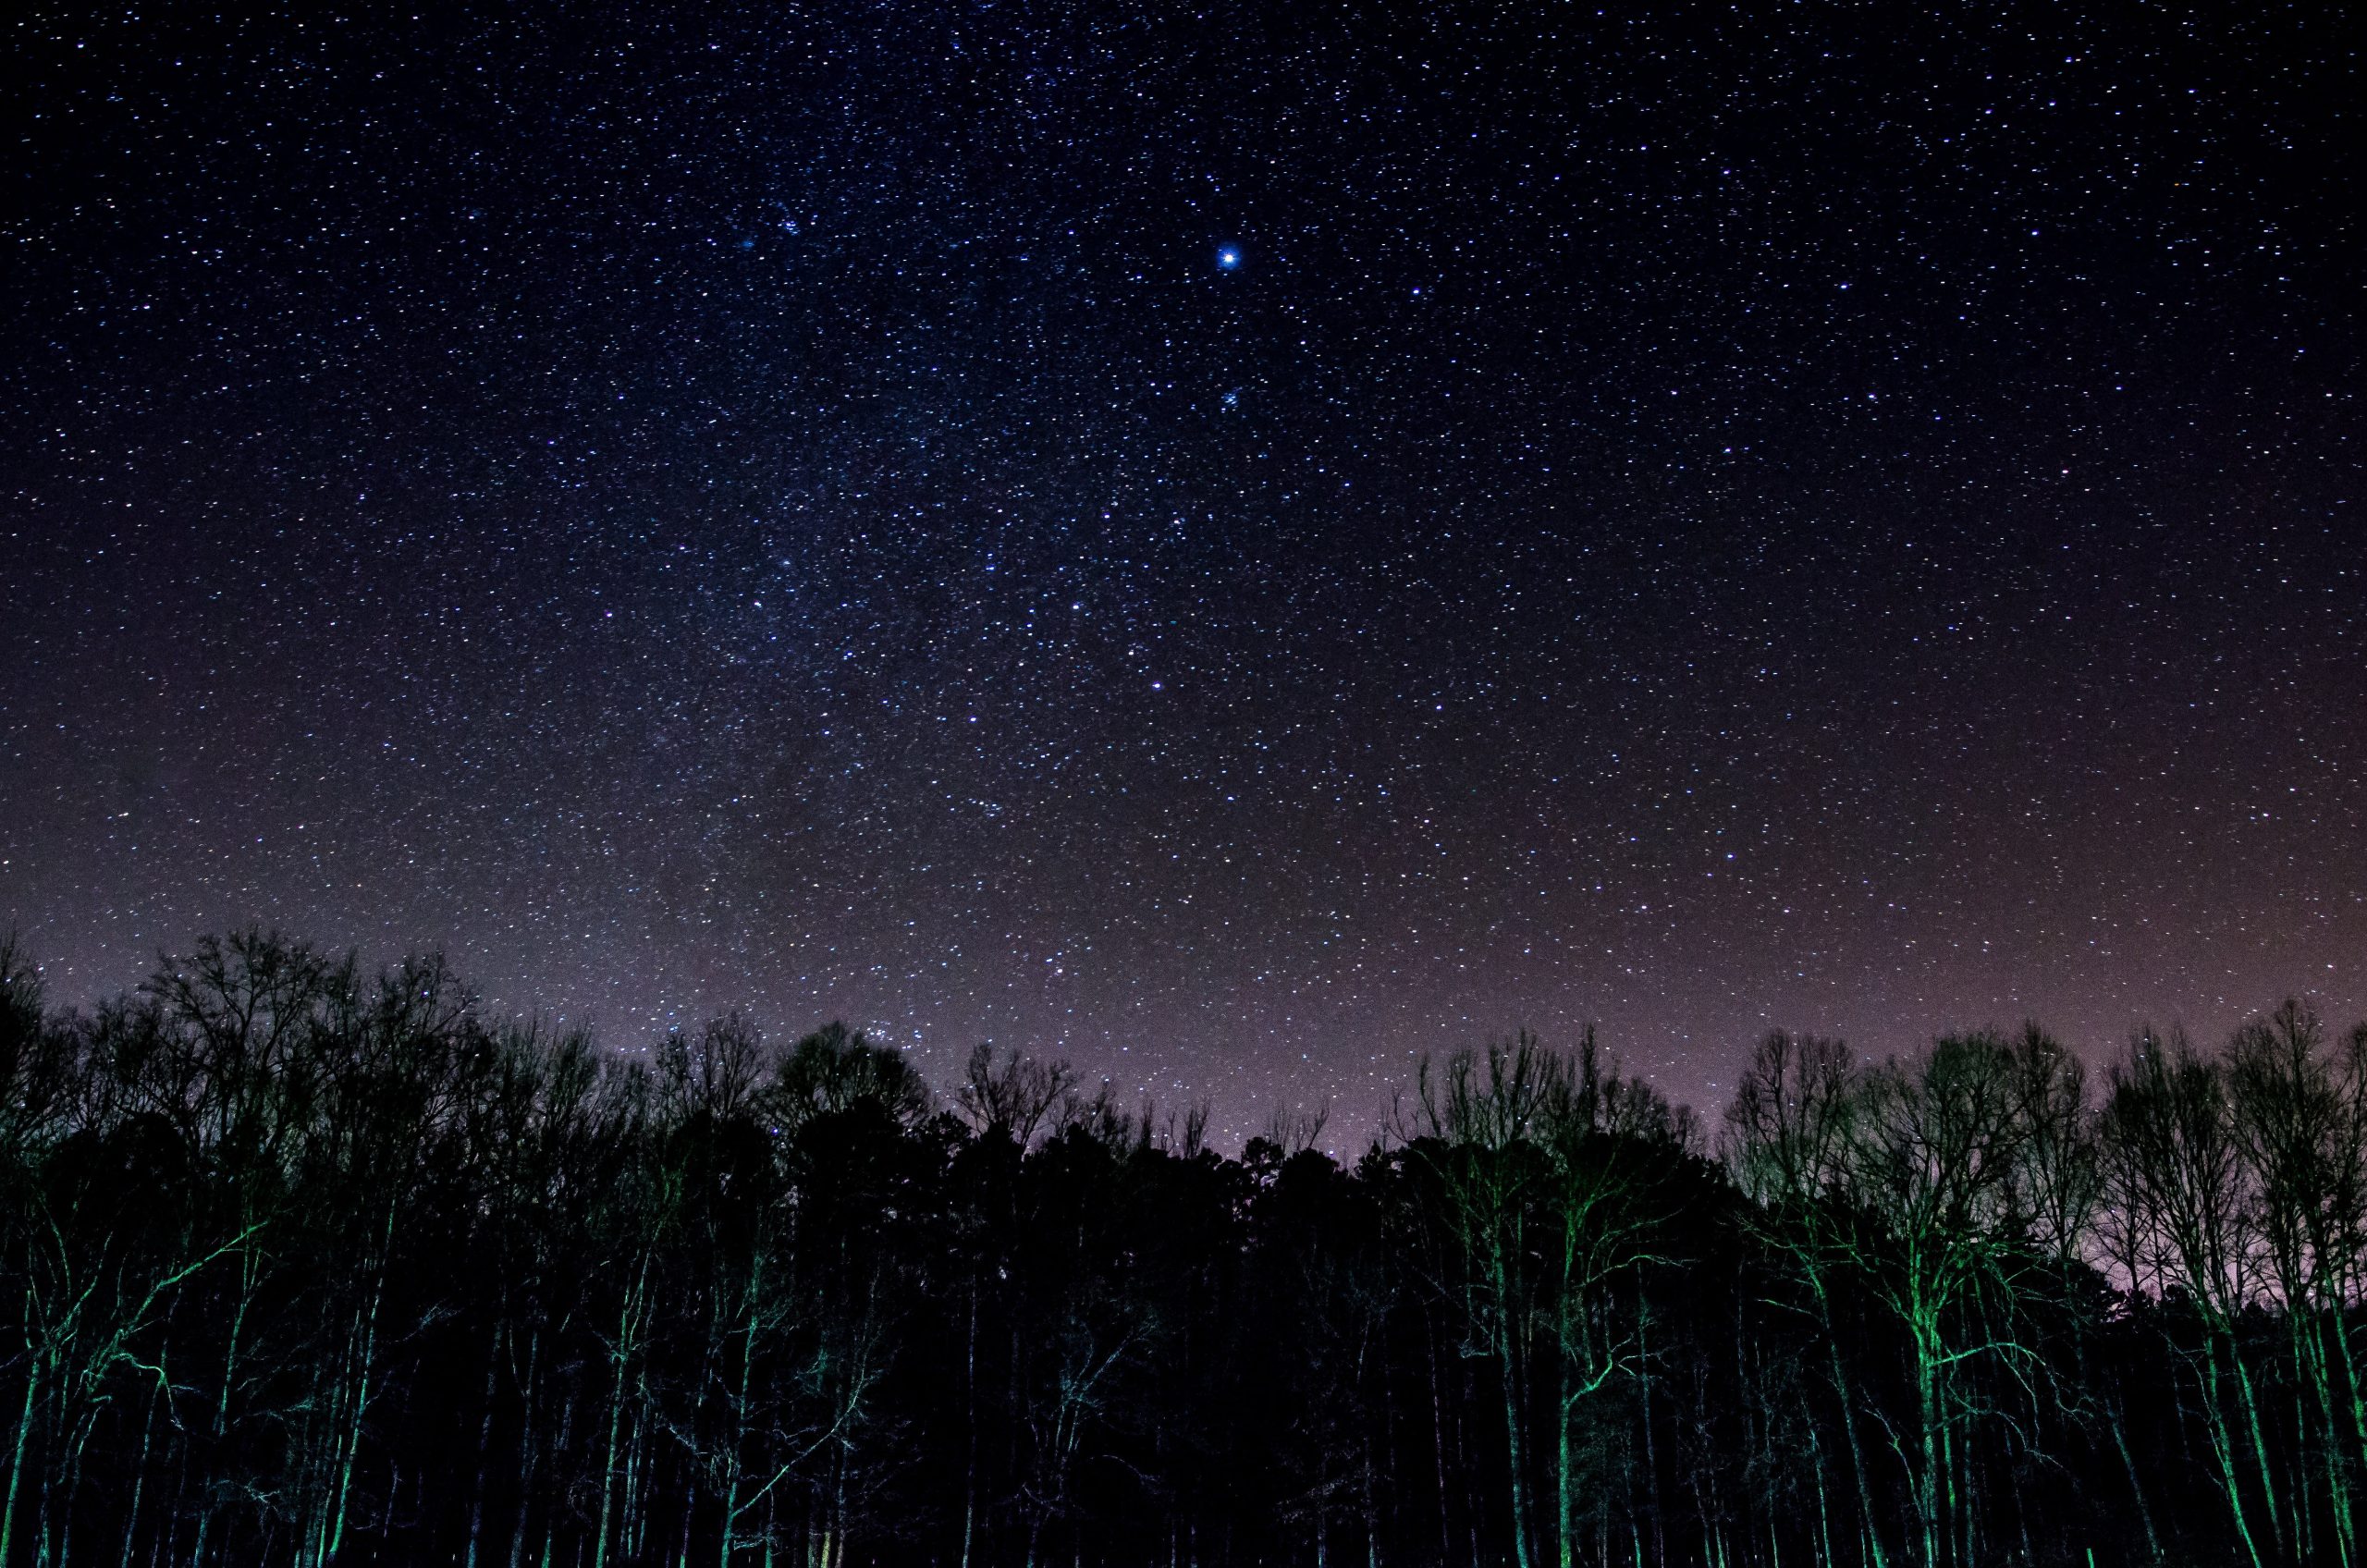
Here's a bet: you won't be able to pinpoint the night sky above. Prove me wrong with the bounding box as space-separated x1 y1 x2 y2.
4 3 2359 1145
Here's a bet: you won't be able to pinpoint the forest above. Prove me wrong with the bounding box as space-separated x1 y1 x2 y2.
2 930 2364 1568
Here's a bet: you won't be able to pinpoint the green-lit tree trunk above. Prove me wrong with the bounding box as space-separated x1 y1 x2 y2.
2332 1302 2367 1561
1492 1243 1535 1568
1555 1351 1576 1568
2230 1334 2286 1562
317 1202 396 1568
2201 1333 2270 1568
1812 1280 1884 1568
117 1378 159 1568
594 1251 653 1568
2292 1312 2349 1568
717 1250 773 1568
1911 1317 1942 1568
191 1243 262 1568
0 1309 39 1568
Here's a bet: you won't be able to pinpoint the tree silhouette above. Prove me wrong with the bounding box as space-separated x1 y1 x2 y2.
0 927 2361 1565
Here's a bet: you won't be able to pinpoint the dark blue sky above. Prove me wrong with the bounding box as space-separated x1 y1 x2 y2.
4 2 2359 1145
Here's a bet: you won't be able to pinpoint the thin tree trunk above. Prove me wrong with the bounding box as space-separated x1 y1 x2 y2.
0 1326 40 1568
118 1378 161 1568
509 1325 542 1568
595 1252 651 1568
2106 1391 2165 1565
2202 1336 2269 1568
1500 1300 1533 1568
962 1278 978 1568
1812 1277 1884 1568
470 1318 503 1568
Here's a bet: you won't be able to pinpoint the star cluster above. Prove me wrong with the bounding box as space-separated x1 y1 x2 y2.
3 3 2359 1144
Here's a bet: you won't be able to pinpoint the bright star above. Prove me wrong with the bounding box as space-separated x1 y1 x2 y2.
1217 247 1240 269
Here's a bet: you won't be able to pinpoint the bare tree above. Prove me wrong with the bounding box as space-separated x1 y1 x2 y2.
1724 1032 1887 1568
1538 1030 1685 1568
2226 1000 2363 1564
2100 1026 2281 1568
956 1044 1077 1149
1413 1033 1563 1568
1844 1031 2054 1568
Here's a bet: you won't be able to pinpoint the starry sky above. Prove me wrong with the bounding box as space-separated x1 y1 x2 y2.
3 3 2360 1145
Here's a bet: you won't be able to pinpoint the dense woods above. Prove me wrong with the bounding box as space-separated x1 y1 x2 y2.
5 931 2367 1567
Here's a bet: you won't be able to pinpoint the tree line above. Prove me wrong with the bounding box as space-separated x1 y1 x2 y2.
2 928 2363 1567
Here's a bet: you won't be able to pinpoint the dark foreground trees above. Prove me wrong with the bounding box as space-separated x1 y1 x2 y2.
0 931 2362 1566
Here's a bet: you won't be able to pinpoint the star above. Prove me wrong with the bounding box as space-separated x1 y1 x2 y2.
1216 246 1241 270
